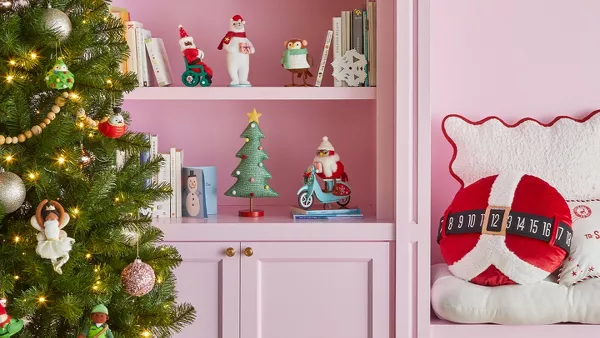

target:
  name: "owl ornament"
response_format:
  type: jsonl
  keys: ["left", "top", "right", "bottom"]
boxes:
{"left": 281, "top": 39, "right": 313, "bottom": 87}
{"left": 45, "top": 59, "right": 75, "bottom": 90}
{"left": 98, "top": 107, "right": 127, "bottom": 138}
{"left": 30, "top": 199, "right": 75, "bottom": 274}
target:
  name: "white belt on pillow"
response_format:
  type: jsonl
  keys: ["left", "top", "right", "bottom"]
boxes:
{"left": 437, "top": 172, "right": 573, "bottom": 284}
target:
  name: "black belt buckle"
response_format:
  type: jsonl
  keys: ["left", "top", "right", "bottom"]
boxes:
{"left": 482, "top": 205, "right": 510, "bottom": 236}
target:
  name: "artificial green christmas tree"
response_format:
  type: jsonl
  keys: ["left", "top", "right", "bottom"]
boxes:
{"left": 225, "top": 109, "right": 279, "bottom": 216}
{"left": 0, "top": 1, "right": 194, "bottom": 336}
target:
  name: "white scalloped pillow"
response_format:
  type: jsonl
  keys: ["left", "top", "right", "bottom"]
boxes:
{"left": 442, "top": 111, "right": 600, "bottom": 200}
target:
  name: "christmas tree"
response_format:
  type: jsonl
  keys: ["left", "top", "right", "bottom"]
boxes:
{"left": 224, "top": 109, "right": 279, "bottom": 216}
{"left": 0, "top": 1, "right": 194, "bottom": 337}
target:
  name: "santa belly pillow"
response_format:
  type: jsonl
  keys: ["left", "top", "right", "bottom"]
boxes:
{"left": 437, "top": 171, "right": 573, "bottom": 286}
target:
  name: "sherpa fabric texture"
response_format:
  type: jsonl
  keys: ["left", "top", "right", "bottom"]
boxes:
{"left": 442, "top": 110, "right": 600, "bottom": 200}
{"left": 431, "top": 263, "right": 600, "bottom": 325}
{"left": 440, "top": 173, "right": 571, "bottom": 286}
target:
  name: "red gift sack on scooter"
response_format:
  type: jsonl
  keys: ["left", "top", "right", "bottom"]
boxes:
{"left": 332, "top": 183, "right": 351, "bottom": 196}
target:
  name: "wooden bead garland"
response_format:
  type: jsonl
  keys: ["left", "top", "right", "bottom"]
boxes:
{"left": 0, "top": 92, "right": 100, "bottom": 145}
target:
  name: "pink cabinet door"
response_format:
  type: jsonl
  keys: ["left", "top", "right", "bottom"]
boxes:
{"left": 240, "top": 242, "right": 390, "bottom": 338}
{"left": 168, "top": 242, "right": 241, "bottom": 338}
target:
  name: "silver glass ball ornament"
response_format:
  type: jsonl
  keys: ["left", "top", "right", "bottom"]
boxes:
{"left": 0, "top": 171, "right": 26, "bottom": 213}
{"left": 43, "top": 5, "right": 72, "bottom": 41}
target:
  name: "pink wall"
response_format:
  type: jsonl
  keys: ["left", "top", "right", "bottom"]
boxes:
{"left": 430, "top": 0, "right": 600, "bottom": 262}
{"left": 114, "top": 0, "right": 377, "bottom": 210}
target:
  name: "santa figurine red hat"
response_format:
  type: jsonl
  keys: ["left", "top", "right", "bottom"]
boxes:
{"left": 313, "top": 136, "right": 348, "bottom": 183}
{"left": 231, "top": 14, "right": 245, "bottom": 24}
{"left": 178, "top": 24, "right": 213, "bottom": 82}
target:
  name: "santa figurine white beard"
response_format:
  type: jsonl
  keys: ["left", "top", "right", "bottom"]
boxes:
{"left": 314, "top": 153, "right": 340, "bottom": 178}
{"left": 218, "top": 15, "right": 255, "bottom": 87}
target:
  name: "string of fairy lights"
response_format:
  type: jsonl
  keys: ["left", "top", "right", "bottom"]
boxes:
{"left": 3, "top": 44, "right": 156, "bottom": 338}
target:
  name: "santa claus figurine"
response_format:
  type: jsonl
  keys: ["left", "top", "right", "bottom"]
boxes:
{"left": 313, "top": 136, "right": 348, "bottom": 192}
{"left": 0, "top": 299, "right": 23, "bottom": 337}
{"left": 217, "top": 14, "right": 255, "bottom": 87}
{"left": 178, "top": 24, "right": 213, "bottom": 84}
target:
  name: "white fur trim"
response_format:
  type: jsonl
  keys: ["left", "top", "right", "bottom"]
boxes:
{"left": 448, "top": 171, "right": 550, "bottom": 284}
{"left": 318, "top": 136, "right": 334, "bottom": 151}
{"left": 488, "top": 171, "right": 525, "bottom": 207}
{"left": 444, "top": 113, "right": 600, "bottom": 200}
{"left": 314, "top": 153, "right": 339, "bottom": 177}
{"left": 449, "top": 234, "right": 551, "bottom": 284}
{"left": 179, "top": 36, "right": 194, "bottom": 51}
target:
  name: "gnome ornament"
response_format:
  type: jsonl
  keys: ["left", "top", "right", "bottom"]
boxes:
{"left": 217, "top": 14, "right": 255, "bottom": 87}
{"left": 0, "top": 299, "right": 24, "bottom": 337}
{"left": 312, "top": 136, "right": 349, "bottom": 194}
{"left": 98, "top": 107, "right": 127, "bottom": 139}
{"left": 178, "top": 24, "right": 213, "bottom": 84}
{"left": 438, "top": 171, "right": 573, "bottom": 286}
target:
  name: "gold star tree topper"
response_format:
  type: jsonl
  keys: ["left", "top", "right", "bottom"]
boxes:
{"left": 247, "top": 109, "right": 262, "bottom": 124}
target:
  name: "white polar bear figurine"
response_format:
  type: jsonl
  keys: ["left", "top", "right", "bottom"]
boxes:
{"left": 217, "top": 14, "right": 255, "bottom": 87}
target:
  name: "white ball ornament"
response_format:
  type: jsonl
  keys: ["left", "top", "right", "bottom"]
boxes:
{"left": 251, "top": 123, "right": 256, "bottom": 128}
{"left": 0, "top": 172, "right": 27, "bottom": 213}
{"left": 236, "top": 171, "right": 240, "bottom": 175}
{"left": 232, "top": 190, "right": 237, "bottom": 195}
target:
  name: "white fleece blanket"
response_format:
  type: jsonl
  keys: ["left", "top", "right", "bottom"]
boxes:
{"left": 443, "top": 111, "right": 600, "bottom": 200}
{"left": 431, "top": 263, "right": 600, "bottom": 324}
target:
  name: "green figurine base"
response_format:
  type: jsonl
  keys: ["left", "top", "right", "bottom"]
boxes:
{"left": 0, "top": 318, "right": 24, "bottom": 337}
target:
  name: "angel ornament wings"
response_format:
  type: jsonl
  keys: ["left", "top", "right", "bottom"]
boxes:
{"left": 30, "top": 200, "right": 75, "bottom": 274}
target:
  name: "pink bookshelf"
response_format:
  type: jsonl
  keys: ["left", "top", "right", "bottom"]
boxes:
{"left": 124, "top": 86, "right": 377, "bottom": 100}
{"left": 116, "top": 0, "right": 395, "bottom": 337}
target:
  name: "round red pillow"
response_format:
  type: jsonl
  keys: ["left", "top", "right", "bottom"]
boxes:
{"left": 438, "top": 171, "right": 572, "bottom": 286}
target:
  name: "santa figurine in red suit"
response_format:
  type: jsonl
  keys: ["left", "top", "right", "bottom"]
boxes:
{"left": 0, "top": 299, "right": 24, "bottom": 336}
{"left": 313, "top": 136, "right": 348, "bottom": 192}
{"left": 217, "top": 15, "right": 255, "bottom": 87}
{"left": 178, "top": 24, "right": 213, "bottom": 83}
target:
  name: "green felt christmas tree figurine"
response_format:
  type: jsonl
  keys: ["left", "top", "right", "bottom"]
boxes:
{"left": 45, "top": 59, "right": 75, "bottom": 90}
{"left": 225, "top": 109, "right": 279, "bottom": 217}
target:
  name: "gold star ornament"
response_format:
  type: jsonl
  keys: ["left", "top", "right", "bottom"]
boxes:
{"left": 247, "top": 109, "right": 262, "bottom": 124}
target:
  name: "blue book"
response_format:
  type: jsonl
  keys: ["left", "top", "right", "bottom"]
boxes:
{"left": 181, "top": 167, "right": 207, "bottom": 218}
{"left": 289, "top": 206, "right": 361, "bottom": 215}
{"left": 182, "top": 166, "right": 217, "bottom": 215}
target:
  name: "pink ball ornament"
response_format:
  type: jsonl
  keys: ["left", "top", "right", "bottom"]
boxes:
{"left": 121, "top": 259, "right": 156, "bottom": 296}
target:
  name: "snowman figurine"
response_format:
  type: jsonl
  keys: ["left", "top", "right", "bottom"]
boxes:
{"left": 185, "top": 171, "right": 201, "bottom": 217}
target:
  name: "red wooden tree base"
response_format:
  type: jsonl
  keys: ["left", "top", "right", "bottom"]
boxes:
{"left": 238, "top": 209, "right": 265, "bottom": 217}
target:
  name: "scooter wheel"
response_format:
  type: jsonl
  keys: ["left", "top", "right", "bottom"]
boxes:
{"left": 298, "top": 191, "right": 314, "bottom": 210}
{"left": 337, "top": 196, "right": 351, "bottom": 207}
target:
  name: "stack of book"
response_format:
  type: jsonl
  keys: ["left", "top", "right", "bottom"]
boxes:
{"left": 118, "top": 136, "right": 216, "bottom": 220}
{"left": 330, "top": 0, "right": 377, "bottom": 87}
{"left": 110, "top": 6, "right": 173, "bottom": 87}
{"left": 290, "top": 207, "right": 364, "bottom": 220}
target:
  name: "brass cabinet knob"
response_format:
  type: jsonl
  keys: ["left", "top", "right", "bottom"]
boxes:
{"left": 244, "top": 247, "right": 253, "bottom": 257}
{"left": 225, "top": 247, "right": 236, "bottom": 257}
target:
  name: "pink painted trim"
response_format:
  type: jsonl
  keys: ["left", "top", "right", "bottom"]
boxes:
{"left": 441, "top": 109, "right": 600, "bottom": 188}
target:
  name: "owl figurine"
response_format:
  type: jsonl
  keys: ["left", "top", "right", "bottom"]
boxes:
{"left": 45, "top": 59, "right": 75, "bottom": 90}
{"left": 98, "top": 107, "right": 127, "bottom": 138}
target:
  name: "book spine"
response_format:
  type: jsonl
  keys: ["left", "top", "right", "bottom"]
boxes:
{"left": 157, "top": 39, "right": 173, "bottom": 86}
{"left": 363, "top": 9, "right": 369, "bottom": 87}
{"left": 140, "top": 135, "right": 151, "bottom": 188}
{"left": 314, "top": 30, "right": 333, "bottom": 87}
{"left": 175, "top": 150, "right": 182, "bottom": 218}
{"left": 125, "top": 21, "right": 142, "bottom": 82}
{"left": 155, "top": 153, "right": 171, "bottom": 218}
{"left": 353, "top": 10, "right": 363, "bottom": 55}
{"left": 115, "top": 150, "right": 126, "bottom": 169}
{"left": 169, "top": 147, "right": 177, "bottom": 217}
{"left": 332, "top": 17, "right": 342, "bottom": 87}
{"left": 135, "top": 27, "right": 150, "bottom": 87}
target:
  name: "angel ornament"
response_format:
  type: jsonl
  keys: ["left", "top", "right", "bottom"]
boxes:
{"left": 30, "top": 200, "right": 75, "bottom": 274}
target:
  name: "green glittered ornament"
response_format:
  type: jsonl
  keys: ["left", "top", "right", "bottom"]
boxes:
{"left": 45, "top": 59, "right": 75, "bottom": 90}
